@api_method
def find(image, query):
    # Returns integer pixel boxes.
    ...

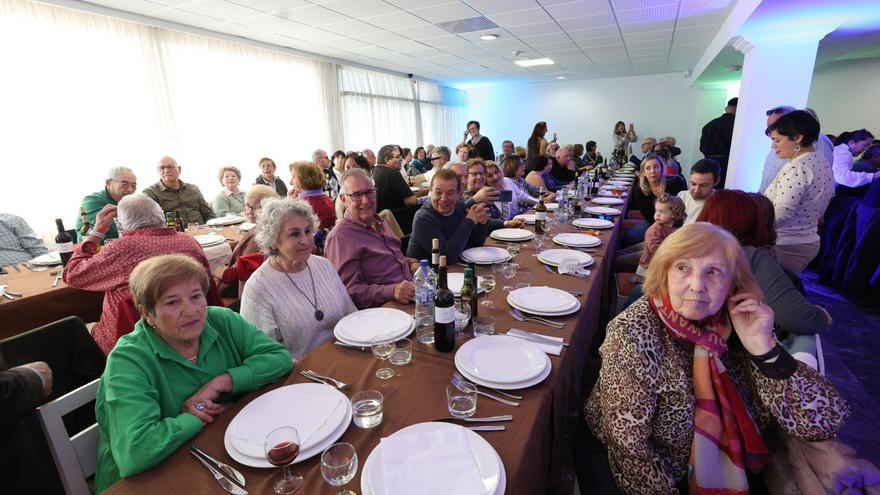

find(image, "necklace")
[187,354,198,361]
[276,257,324,321]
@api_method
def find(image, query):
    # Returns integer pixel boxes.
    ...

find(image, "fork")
[509,308,565,329]
[302,370,349,390]
[451,374,519,407]
[453,371,522,400]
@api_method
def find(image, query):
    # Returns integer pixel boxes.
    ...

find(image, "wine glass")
[264,427,303,494]
[531,233,545,255]
[454,301,471,339]
[371,334,396,380]
[320,443,358,495]
[479,274,497,308]
[505,242,520,258]
[501,262,518,291]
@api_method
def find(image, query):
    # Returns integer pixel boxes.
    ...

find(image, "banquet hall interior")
[2,0,880,493]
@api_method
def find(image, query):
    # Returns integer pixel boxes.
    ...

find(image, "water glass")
[514,271,532,290]
[531,234,545,254]
[454,302,471,339]
[479,275,496,308]
[473,316,495,337]
[371,334,396,379]
[446,383,477,418]
[320,443,358,495]
[506,242,520,258]
[351,390,383,429]
[416,321,434,345]
[501,262,518,291]
[264,427,303,494]
[388,337,412,366]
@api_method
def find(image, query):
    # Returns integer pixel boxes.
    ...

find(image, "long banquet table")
[104,191,631,495]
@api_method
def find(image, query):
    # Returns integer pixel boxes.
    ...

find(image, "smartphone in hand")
[499,189,513,202]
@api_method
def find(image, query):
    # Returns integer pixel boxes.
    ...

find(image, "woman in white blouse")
[832,129,879,188]
[764,110,835,275]
[240,197,356,359]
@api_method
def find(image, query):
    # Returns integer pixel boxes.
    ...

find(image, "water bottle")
[414,260,436,336]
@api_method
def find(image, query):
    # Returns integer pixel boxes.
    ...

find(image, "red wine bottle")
[433,256,455,352]
[430,238,440,273]
[267,441,300,466]
[55,219,73,266]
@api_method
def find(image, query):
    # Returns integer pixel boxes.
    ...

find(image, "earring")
[794,144,801,152]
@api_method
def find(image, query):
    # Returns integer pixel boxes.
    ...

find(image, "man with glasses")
[411,146,450,187]
[630,137,657,166]
[312,148,338,198]
[143,156,215,224]
[75,166,138,243]
[372,144,419,212]
[324,168,419,309]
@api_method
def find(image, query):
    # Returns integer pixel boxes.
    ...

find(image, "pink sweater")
[639,223,678,270]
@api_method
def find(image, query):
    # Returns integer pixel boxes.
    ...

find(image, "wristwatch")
[87,228,106,240]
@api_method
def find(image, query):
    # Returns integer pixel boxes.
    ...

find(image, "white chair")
[37,378,101,495]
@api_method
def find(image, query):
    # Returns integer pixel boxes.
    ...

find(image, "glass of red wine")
[264,426,303,494]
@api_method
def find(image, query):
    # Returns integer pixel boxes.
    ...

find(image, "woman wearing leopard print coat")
[586,223,848,494]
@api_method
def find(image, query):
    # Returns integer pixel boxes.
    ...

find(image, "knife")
[433,415,513,423]
[191,451,248,494]
[508,328,568,347]
[467,425,506,432]
[51,269,63,288]
[191,444,246,487]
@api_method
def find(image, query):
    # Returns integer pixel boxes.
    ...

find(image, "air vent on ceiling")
[436,16,499,34]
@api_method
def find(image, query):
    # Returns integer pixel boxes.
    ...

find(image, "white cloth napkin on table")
[506,329,564,356]
[557,264,590,278]
[380,427,487,495]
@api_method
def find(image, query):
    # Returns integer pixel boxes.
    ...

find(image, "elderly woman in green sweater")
[94,254,293,493]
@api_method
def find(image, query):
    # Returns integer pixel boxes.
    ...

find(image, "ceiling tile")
[380,39,432,51]
[676,10,728,27]
[421,35,473,48]
[278,25,345,42]
[620,19,674,32]
[363,11,430,29]
[321,19,386,35]
[401,47,445,57]
[387,0,455,8]
[486,8,552,27]
[90,0,165,15]
[179,0,262,21]
[395,24,453,39]
[347,45,395,57]
[577,35,623,47]
[616,4,677,24]
[321,37,371,50]
[610,0,674,10]
[465,0,537,14]
[349,30,409,44]
[566,25,620,39]
[226,0,309,13]
[153,7,226,26]
[320,0,401,18]
[508,21,561,37]
[236,14,305,31]
[520,32,571,45]
[679,0,731,16]
[409,2,481,23]
[622,28,672,42]
[544,1,598,19]
[556,13,615,30]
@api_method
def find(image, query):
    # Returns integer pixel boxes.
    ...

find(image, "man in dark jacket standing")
[699,97,737,188]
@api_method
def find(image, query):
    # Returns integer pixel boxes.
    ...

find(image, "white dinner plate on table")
[490,228,534,242]
[608,179,632,184]
[206,215,244,226]
[456,335,548,384]
[224,383,351,467]
[194,234,226,247]
[508,298,581,317]
[585,206,621,216]
[514,213,536,224]
[508,286,579,313]
[446,272,486,296]
[573,218,614,229]
[598,190,628,198]
[334,308,413,345]
[238,222,256,231]
[537,249,594,268]
[455,349,552,390]
[552,233,601,248]
[461,246,511,265]
[544,202,559,211]
[361,422,506,495]
[29,251,61,266]
[591,197,625,206]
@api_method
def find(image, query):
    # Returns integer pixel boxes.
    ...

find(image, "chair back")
[37,378,101,495]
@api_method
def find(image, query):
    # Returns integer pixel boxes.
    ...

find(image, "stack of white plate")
[207,215,245,226]
[507,286,581,317]
[454,335,551,390]
[591,197,625,206]
[29,251,61,266]
[514,213,536,224]
[238,222,257,231]
[224,383,352,467]
[537,248,594,268]
[598,189,628,198]
[490,228,534,242]
[573,217,614,229]
[461,246,511,265]
[608,179,632,185]
[361,422,506,495]
[334,308,413,346]
[585,206,622,216]
[446,272,486,296]
[194,234,227,247]
[552,232,601,248]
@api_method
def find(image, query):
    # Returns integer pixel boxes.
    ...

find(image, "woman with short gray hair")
[63,193,212,354]
[240,197,356,358]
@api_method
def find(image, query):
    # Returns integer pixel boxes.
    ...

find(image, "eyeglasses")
[116,180,137,189]
[158,165,178,171]
[430,156,442,161]
[344,188,376,201]
[468,171,486,177]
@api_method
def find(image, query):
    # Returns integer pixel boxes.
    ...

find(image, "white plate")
[573,218,614,229]
[552,233,601,248]
[361,422,506,495]
[207,215,244,226]
[456,351,552,390]
[224,383,351,468]
[410,187,420,192]
[591,197,625,206]
[334,308,413,345]
[585,206,621,216]
[446,272,486,296]
[608,179,632,184]
[335,321,414,347]
[490,228,534,242]
[238,222,256,231]
[456,335,548,384]
[194,234,226,247]
[544,202,559,211]
[508,286,579,312]
[508,297,581,317]
[461,246,511,264]
[514,213,536,224]
[537,249,594,268]
[29,251,61,266]
[598,190,628,198]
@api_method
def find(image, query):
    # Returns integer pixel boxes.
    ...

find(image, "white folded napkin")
[230,392,343,458]
[506,329,563,356]
[380,427,487,495]
[558,263,590,277]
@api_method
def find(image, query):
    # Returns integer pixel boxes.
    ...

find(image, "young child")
[635,194,687,281]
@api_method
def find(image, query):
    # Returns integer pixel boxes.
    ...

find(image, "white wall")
[808,57,880,137]
[466,72,711,171]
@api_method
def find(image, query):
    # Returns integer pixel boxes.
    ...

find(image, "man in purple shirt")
[324,168,418,309]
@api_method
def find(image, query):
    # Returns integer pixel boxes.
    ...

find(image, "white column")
[726,31,833,191]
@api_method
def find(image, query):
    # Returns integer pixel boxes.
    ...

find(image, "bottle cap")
[420,259,428,266]
[432,238,439,249]
[439,255,447,267]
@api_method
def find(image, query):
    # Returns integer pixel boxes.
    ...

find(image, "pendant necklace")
[277,257,324,321]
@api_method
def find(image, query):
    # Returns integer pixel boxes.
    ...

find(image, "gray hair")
[340,168,372,194]
[117,193,164,231]
[311,149,328,162]
[255,197,319,257]
[108,166,134,181]
[434,146,451,161]
[443,160,463,170]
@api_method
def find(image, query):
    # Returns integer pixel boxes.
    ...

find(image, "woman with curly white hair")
[240,197,356,358]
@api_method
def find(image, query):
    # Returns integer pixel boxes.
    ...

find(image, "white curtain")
[418,82,468,151]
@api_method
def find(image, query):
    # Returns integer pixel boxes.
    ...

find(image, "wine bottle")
[54,219,73,266]
[174,211,184,232]
[467,261,478,322]
[430,238,440,273]
[165,212,176,228]
[534,189,547,235]
[433,256,455,353]
[78,207,92,237]
[460,266,475,327]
